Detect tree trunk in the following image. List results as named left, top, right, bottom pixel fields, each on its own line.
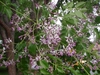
left=0, top=16, right=16, bottom=75
left=7, top=32, right=16, bottom=75
left=7, top=0, right=16, bottom=74
left=0, top=0, right=16, bottom=74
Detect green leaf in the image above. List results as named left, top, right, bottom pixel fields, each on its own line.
left=86, top=2, right=93, bottom=13
left=95, top=16, right=100, bottom=24
left=0, top=5, right=4, bottom=13
left=62, top=2, right=74, bottom=10
left=75, top=70, right=82, bottom=75
left=42, top=6, right=50, bottom=18
left=19, top=0, right=25, bottom=4
left=94, top=28, right=100, bottom=40
left=48, top=54, right=62, bottom=63
left=69, top=28, right=76, bottom=36
left=17, top=57, right=29, bottom=71
left=40, top=69, right=50, bottom=75
left=55, top=56, right=62, bottom=62
left=75, top=11, right=83, bottom=18
left=4, top=8, right=12, bottom=19
left=57, top=66, right=64, bottom=73
left=63, top=15, right=78, bottom=25
left=28, top=43, right=37, bottom=55
left=80, top=8, right=87, bottom=12
left=87, top=44, right=94, bottom=52
left=75, top=42, right=84, bottom=52
left=82, top=13, right=87, bottom=19
left=68, top=67, right=77, bottom=75
left=71, top=17, right=78, bottom=25
left=8, top=3, right=17, bottom=8
left=48, top=54, right=55, bottom=60
left=16, top=41, right=26, bottom=51
left=40, top=60, right=49, bottom=69
left=75, top=2, right=85, bottom=8
left=67, top=2, right=74, bottom=8
left=61, top=27, right=68, bottom=36
left=82, top=24, right=88, bottom=33
left=62, top=19, right=67, bottom=26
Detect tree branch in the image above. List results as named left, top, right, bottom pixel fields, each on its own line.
left=0, top=26, right=7, bottom=44
left=0, top=18, right=11, bottom=38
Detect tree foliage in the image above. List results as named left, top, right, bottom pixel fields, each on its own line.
left=0, top=0, right=100, bottom=75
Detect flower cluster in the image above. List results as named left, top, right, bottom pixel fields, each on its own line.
left=49, top=36, right=76, bottom=56
left=10, top=8, right=30, bottom=32
left=65, top=36, right=76, bottom=56
left=29, top=54, right=41, bottom=70
left=40, top=17, right=61, bottom=47
left=0, top=59, right=15, bottom=67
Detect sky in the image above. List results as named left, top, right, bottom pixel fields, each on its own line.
left=51, top=0, right=58, bottom=4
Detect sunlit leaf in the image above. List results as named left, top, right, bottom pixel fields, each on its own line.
left=75, top=11, right=83, bottom=18
left=40, top=60, right=49, bottom=69
left=40, top=69, right=50, bottom=75
left=75, top=2, right=85, bottom=8
left=57, top=66, right=65, bottom=73
left=67, top=2, right=74, bottom=8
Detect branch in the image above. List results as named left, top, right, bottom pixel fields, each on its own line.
left=0, top=18, right=11, bottom=38
left=44, top=0, right=50, bottom=4
left=0, top=26, right=7, bottom=44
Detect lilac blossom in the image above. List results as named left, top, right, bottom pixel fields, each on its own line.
left=48, top=66, right=53, bottom=73
left=28, top=35, right=35, bottom=44
left=35, top=3, right=42, bottom=9
left=65, top=36, right=76, bottom=56
left=49, top=36, right=76, bottom=57
left=1, top=59, right=15, bottom=67
left=17, top=27, right=22, bottom=31
left=40, top=19, right=61, bottom=46
left=48, top=2, right=56, bottom=9
left=90, top=59, right=98, bottom=65
left=30, top=59, right=41, bottom=70
left=65, top=49, right=76, bottom=56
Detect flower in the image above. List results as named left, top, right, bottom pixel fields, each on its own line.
left=65, top=36, right=76, bottom=56
left=17, top=27, right=22, bottom=31
left=65, top=49, right=76, bottom=56
left=48, top=2, right=56, bottom=9
left=35, top=3, right=42, bottom=9
left=40, top=19, right=61, bottom=46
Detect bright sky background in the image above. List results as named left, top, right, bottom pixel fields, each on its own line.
left=51, top=0, right=58, bottom=4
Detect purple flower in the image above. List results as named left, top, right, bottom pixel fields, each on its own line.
left=65, top=49, right=76, bottom=56
left=10, top=21, right=13, bottom=25
left=90, top=59, right=98, bottom=65
left=35, top=3, right=42, bottom=9
left=11, top=27, right=15, bottom=31
left=17, top=27, right=22, bottom=31
left=29, top=36, right=35, bottom=44
left=48, top=2, right=56, bottom=9
left=40, top=21, right=61, bottom=46
left=59, top=50, right=64, bottom=56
